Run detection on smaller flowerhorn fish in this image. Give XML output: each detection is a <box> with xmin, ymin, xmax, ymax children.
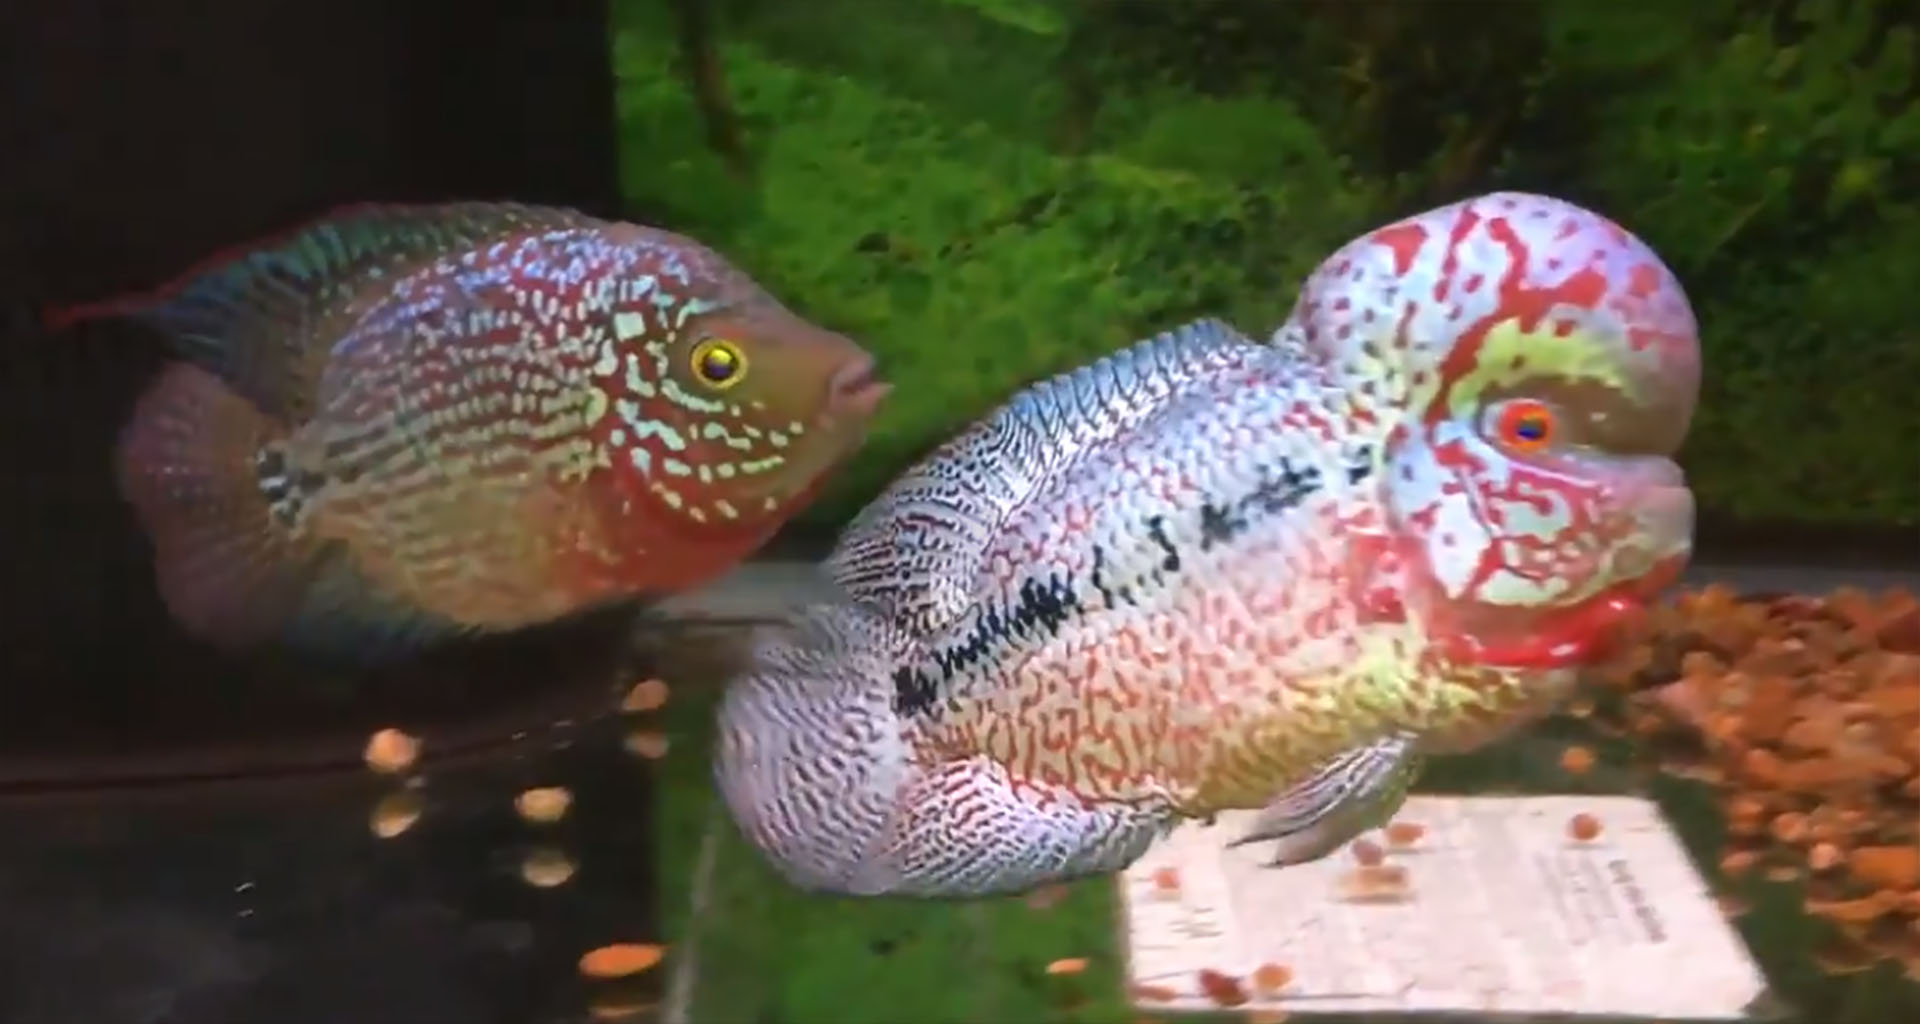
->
<box><xmin>715</xmin><ymin>192</ymin><xmax>1698</xmax><ymax>898</ymax></box>
<box><xmin>52</xmin><ymin>202</ymin><xmax>887</xmax><ymax>660</ymax></box>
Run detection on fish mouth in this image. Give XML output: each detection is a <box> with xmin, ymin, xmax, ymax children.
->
<box><xmin>821</xmin><ymin>356</ymin><xmax>890</xmax><ymax>429</ymax></box>
<box><xmin>1437</xmin><ymin>551</ymin><xmax>1688</xmax><ymax>671</ymax></box>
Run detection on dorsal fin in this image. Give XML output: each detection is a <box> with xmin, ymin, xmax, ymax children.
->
<box><xmin>826</xmin><ymin>317</ymin><xmax>1262</xmax><ymax>638</ymax></box>
<box><xmin>48</xmin><ymin>201</ymin><xmax>598</xmax><ymax>420</ymax></box>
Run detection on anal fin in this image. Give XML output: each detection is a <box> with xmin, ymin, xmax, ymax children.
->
<box><xmin>1229</xmin><ymin>734</ymin><xmax>1422</xmax><ymax>867</ymax></box>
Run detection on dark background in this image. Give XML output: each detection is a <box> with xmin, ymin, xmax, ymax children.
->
<box><xmin>0</xmin><ymin>2</ymin><xmax>667</xmax><ymax>1023</ymax></box>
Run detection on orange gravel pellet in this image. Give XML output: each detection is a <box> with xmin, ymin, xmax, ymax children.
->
<box><xmin>1024</xmin><ymin>883</ymin><xmax>1069</xmax><ymax>910</ymax></box>
<box><xmin>1384</xmin><ymin>821</ymin><xmax>1425</xmax><ymax>848</ymax></box>
<box><xmin>623</xmin><ymin>730</ymin><xmax>670</xmax><ymax>760</ymax></box>
<box><xmin>521</xmin><ymin>847</ymin><xmax>577</xmax><ymax>888</ymax></box>
<box><xmin>1849</xmin><ymin>846</ymin><xmax>1920</xmax><ymax>890</ymax></box>
<box><xmin>1337</xmin><ymin>864</ymin><xmax>1413</xmax><ymax>903</ymax></box>
<box><xmin>1046</xmin><ymin>957</ymin><xmax>1089</xmax><ymax>975</ymax></box>
<box><xmin>370</xmin><ymin>791</ymin><xmax>424</xmax><ymax>838</ymax></box>
<box><xmin>1251</xmin><ymin>962</ymin><xmax>1294</xmax><ymax>994</ymax></box>
<box><xmin>1196</xmin><ymin>968</ymin><xmax>1249</xmax><ymax>1008</ymax></box>
<box><xmin>1719</xmin><ymin>849</ymin><xmax>1759</xmax><ymax>878</ymax></box>
<box><xmin>621</xmin><ymin>678</ymin><xmax>670</xmax><ymax>713</ymax></box>
<box><xmin>1807</xmin><ymin>842</ymin><xmax>1845</xmax><ymax>872</ymax></box>
<box><xmin>578</xmin><ymin>943</ymin><xmax>665</xmax><ymax>979</ymax></box>
<box><xmin>1150</xmin><ymin>865</ymin><xmax>1181</xmax><ymax>895</ymax></box>
<box><xmin>1560</xmin><ymin>745</ymin><xmax>1596</xmax><ymax>775</ymax></box>
<box><xmin>1568</xmin><ymin>813</ymin><xmax>1602</xmax><ymax>842</ymax></box>
<box><xmin>515</xmin><ymin>786</ymin><xmax>573</xmax><ymax>824</ymax></box>
<box><xmin>1350</xmin><ymin>838</ymin><xmax>1385</xmax><ymax>867</ymax></box>
<box><xmin>364</xmin><ymin>728</ymin><xmax>420</xmax><ymax>774</ymax></box>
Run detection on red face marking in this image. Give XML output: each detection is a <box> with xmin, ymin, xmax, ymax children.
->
<box><xmin>1370</xmin><ymin>222</ymin><xmax>1428</xmax><ymax>276</ymax></box>
<box><xmin>1428</xmin><ymin>214</ymin><xmax>1610</xmax><ymax>424</ymax></box>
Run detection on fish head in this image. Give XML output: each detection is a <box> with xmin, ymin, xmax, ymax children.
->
<box><xmin>1289</xmin><ymin>192</ymin><xmax>1699</xmax><ymax>671</ymax></box>
<box><xmin>614</xmin><ymin>289</ymin><xmax>889</xmax><ymax>529</ymax></box>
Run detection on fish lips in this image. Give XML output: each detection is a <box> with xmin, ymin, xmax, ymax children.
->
<box><xmin>1431</xmin><ymin>478</ymin><xmax>1694</xmax><ymax>673</ymax></box>
<box><xmin>823</xmin><ymin>356</ymin><xmax>891</xmax><ymax>427</ymax></box>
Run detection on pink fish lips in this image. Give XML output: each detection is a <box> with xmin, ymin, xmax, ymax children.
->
<box><xmin>1438</xmin><ymin>550</ymin><xmax>1689</xmax><ymax>671</ymax></box>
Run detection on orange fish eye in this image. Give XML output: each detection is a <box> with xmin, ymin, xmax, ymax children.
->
<box><xmin>690</xmin><ymin>338</ymin><xmax>748</xmax><ymax>389</ymax></box>
<box><xmin>1494</xmin><ymin>399</ymin><xmax>1556</xmax><ymax>452</ymax></box>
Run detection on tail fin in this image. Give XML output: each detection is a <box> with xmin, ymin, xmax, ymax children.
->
<box><xmin>115</xmin><ymin>363</ymin><xmax>319</xmax><ymax>652</ymax></box>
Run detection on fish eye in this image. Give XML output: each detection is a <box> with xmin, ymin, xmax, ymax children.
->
<box><xmin>1492</xmin><ymin>399</ymin><xmax>1557</xmax><ymax>453</ymax></box>
<box><xmin>690</xmin><ymin>338</ymin><xmax>748</xmax><ymax>389</ymax></box>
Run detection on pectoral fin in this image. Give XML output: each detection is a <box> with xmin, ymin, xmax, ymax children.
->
<box><xmin>1230</xmin><ymin>734</ymin><xmax>1422</xmax><ymax>867</ymax></box>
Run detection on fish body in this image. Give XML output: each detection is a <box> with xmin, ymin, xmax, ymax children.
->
<box><xmin>716</xmin><ymin>192</ymin><xmax>1699</xmax><ymax>898</ymax></box>
<box><xmin>59</xmin><ymin>202</ymin><xmax>887</xmax><ymax>659</ymax></box>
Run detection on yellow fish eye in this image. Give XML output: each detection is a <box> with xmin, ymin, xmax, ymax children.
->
<box><xmin>690</xmin><ymin>338</ymin><xmax>748</xmax><ymax>389</ymax></box>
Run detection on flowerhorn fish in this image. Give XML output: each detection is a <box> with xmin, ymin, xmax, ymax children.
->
<box><xmin>51</xmin><ymin>202</ymin><xmax>888</xmax><ymax>661</ymax></box>
<box><xmin>715</xmin><ymin>191</ymin><xmax>1698</xmax><ymax>897</ymax></box>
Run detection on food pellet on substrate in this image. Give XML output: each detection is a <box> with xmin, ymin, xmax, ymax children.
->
<box><xmin>1129</xmin><ymin>983</ymin><xmax>1178</xmax><ymax>1002</ymax></box>
<box><xmin>578</xmin><ymin>943</ymin><xmax>665</xmax><ymax>979</ymax></box>
<box><xmin>1338</xmin><ymin>864</ymin><xmax>1412</xmax><ymax>903</ymax></box>
<box><xmin>1196</xmin><ymin>969</ymin><xmax>1249</xmax><ymax>1008</ymax></box>
<box><xmin>515</xmin><ymin>786</ymin><xmax>573</xmax><ymax>825</ymax></box>
<box><xmin>521</xmin><ymin>847</ymin><xmax>577</xmax><ymax>888</ymax></box>
<box><xmin>1560</xmin><ymin>746</ymin><xmax>1596</xmax><ymax>775</ymax></box>
<box><xmin>370</xmin><ymin>791</ymin><xmax>424</xmax><ymax>839</ymax></box>
<box><xmin>1808</xmin><ymin>842</ymin><xmax>1845</xmax><ymax>872</ymax></box>
<box><xmin>621</xmin><ymin>678</ymin><xmax>670</xmax><ymax>713</ymax></box>
<box><xmin>1568</xmin><ymin>813</ymin><xmax>1602</xmax><ymax>842</ymax></box>
<box><xmin>1719</xmin><ymin>850</ymin><xmax>1759</xmax><ymax>877</ymax></box>
<box><xmin>1024</xmin><ymin>883</ymin><xmax>1069</xmax><ymax>910</ymax></box>
<box><xmin>1046</xmin><ymin>957</ymin><xmax>1089</xmax><ymax>975</ymax></box>
<box><xmin>1252</xmin><ymin>962</ymin><xmax>1294</xmax><ymax>994</ymax></box>
<box><xmin>1350</xmin><ymin>838</ymin><xmax>1385</xmax><ymax>867</ymax></box>
<box><xmin>1150</xmin><ymin>865</ymin><xmax>1181</xmax><ymax>897</ymax></box>
<box><xmin>623</xmin><ymin>730</ymin><xmax>670</xmax><ymax>760</ymax></box>
<box><xmin>1384</xmin><ymin>821</ymin><xmax>1425</xmax><ymax>848</ymax></box>
<box><xmin>1770</xmin><ymin>812</ymin><xmax>1809</xmax><ymax>845</ymax></box>
<box><xmin>1849</xmin><ymin>845</ymin><xmax>1920</xmax><ymax>890</ymax></box>
<box><xmin>364</xmin><ymin>728</ymin><xmax>420</xmax><ymax>774</ymax></box>
<box><xmin>1363</xmin><ymin>864</ymin><xmax>1410</xmax><ymax>887</ymax></box>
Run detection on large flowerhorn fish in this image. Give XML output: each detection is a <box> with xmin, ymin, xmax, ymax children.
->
<box><xmin>716</xmin><ymin>191</ymin><xmax>1699</xmax><ymax>898</ymax></box>
<box><xmin>52</xmin><ymin>203</ymin><xmax>888</xmax><ymax>661</ymax></box>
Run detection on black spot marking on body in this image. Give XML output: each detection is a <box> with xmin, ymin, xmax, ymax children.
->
<box><xmin>254</xmin><ymin>444</ymin><xmax>327</xmax><ymax>528</ymax></box>
<box><xmin>1090</xmin><ymin>543</ymin><xmax>1119</xmax><ymax>609</ymax></box>
<box><xmin>1347</xmin><ymin>444</ymin><xmax>1375</xmax><ymax>484</ymax></box>
<box><xmin>1144</xmin><ymin>515</ymin><xmax>1180</xmax><ymax>573</ymax></box>
<box><xmin>892</xmin><ymin>573</ymin><xmax>1080</xmax><ymax>717</ymax></box>
<box><xmin>1196</xmin><ymin>456</ymin><xmax>1326</xmax><ymax>552</ymax></box>
<box><xmin>890</xmin><ymin>445</ymin><xmax>1380</xmax><ymax>718</ymax></box>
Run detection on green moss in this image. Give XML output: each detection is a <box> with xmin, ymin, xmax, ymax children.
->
<box><xmin>615</xmin><ymin>0</ymin><xmax>1920</xmax><ymax>529</ymax></box>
